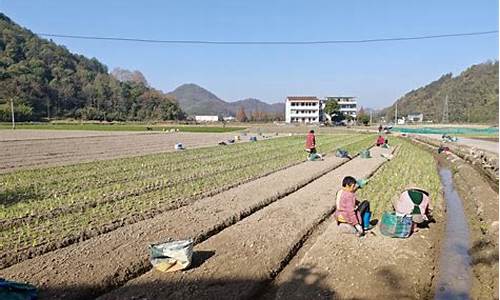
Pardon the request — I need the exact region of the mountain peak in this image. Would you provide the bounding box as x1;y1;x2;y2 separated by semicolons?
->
168;83;284;117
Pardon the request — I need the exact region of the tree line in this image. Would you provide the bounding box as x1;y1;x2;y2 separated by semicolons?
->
0;13;184;122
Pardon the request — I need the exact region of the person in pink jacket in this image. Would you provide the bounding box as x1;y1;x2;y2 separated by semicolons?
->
334;176;371;236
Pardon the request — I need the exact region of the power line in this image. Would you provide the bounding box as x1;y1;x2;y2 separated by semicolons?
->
36;30;498;45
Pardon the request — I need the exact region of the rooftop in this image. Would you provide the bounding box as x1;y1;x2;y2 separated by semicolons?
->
287;96;319;101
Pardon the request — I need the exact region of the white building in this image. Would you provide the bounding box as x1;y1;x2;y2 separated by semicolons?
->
285;96;321;123
407;112;423;122
326;97;357;119
285;96;358;123
195;115;220;122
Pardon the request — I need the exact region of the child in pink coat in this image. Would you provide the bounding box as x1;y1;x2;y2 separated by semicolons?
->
334;176;370;236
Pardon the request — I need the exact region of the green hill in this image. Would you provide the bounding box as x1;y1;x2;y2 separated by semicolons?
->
383;61;498;124
0;13;184;122
168;83;285;119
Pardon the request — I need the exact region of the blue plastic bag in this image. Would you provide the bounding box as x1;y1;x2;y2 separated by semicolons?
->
0;278;37;300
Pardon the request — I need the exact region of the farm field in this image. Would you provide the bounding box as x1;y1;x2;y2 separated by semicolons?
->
0;123;244;132
98;146;394;300
0;133;375;269
270;138;444;299
0;131;497;300
0;131;262;172
0;129;165;141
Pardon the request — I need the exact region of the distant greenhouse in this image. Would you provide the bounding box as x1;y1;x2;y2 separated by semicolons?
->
195;115;220;122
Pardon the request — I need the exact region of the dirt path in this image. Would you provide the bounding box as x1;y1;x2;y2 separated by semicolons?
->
0;148;355;300
98;147;392;300
0;131;254;172
417;134;498;154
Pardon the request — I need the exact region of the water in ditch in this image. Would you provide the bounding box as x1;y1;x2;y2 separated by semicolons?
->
434;168;472;300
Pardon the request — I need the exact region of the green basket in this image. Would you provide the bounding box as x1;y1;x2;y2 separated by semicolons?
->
359;149;371;159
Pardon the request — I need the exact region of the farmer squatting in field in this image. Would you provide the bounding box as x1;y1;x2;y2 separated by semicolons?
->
334;181;433;238
334;176;372;237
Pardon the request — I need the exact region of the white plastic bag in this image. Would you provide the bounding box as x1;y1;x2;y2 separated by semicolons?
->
149;239;193;272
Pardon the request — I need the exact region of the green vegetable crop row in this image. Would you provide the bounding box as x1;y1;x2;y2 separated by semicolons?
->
357;138;442;218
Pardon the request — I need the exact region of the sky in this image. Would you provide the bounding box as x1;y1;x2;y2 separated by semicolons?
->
1;0;498;108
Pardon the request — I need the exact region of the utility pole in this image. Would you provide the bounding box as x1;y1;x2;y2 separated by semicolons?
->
442;94;449;124
395;102;398;124
10;98;15;130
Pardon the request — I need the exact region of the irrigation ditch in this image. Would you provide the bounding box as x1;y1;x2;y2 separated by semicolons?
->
411;137;499;299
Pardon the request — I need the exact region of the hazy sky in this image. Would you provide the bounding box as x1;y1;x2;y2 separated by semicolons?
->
1;0;498;108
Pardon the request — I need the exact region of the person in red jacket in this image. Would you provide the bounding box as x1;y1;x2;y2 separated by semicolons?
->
376;135;385;146
305;130;323;160
305;130;317;153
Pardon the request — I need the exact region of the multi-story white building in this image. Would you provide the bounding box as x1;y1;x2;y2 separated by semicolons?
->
285;96;321;123
285;96;357;123
326;96;357;119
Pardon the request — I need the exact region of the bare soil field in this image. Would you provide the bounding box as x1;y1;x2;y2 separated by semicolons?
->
0;131;252;172
98;147;393;300
2;133;497;300
0;147;355;300
269;217;441;300
0;129;160;141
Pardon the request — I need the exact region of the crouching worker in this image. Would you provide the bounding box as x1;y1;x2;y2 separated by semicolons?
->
393;186;433;232
376;135;385;146
334;176;372;237
305;129;323;161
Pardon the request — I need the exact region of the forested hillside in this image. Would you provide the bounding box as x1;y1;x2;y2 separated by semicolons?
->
383;61;498;124
168;83;285;119
0;13;184;122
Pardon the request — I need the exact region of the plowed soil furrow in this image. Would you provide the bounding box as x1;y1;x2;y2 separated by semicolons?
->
0;132;252;172
0;150;354;300
97;147;391;300
0;130;162;141
270;217;441;300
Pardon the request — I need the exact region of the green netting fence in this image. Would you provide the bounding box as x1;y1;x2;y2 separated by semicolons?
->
392;127;498;136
